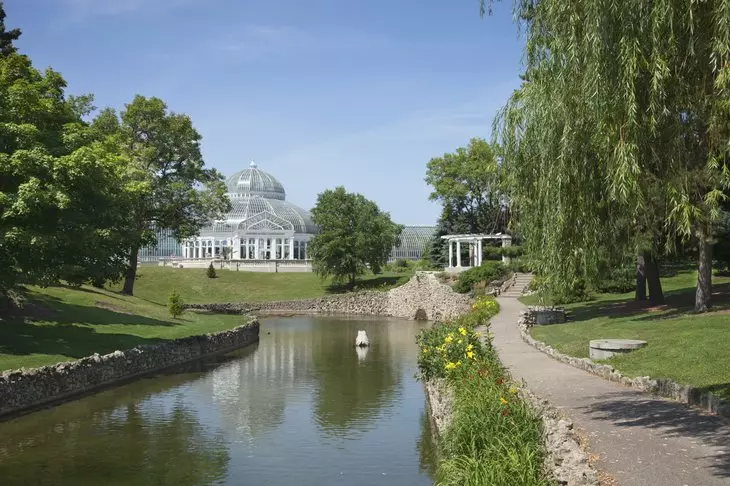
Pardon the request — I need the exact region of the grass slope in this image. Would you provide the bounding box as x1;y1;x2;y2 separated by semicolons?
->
528;270;730;400
110;266;413;305
0;267;413;372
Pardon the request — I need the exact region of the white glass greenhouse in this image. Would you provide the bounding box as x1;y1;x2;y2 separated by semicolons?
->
182;161;316;261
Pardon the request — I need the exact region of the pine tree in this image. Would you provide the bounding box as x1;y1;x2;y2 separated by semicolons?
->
167;289;184;318
206;262;217;279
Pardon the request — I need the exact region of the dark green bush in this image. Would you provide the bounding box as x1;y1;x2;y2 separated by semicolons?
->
206;262;217;279
594;262;635;294
453;261;509;294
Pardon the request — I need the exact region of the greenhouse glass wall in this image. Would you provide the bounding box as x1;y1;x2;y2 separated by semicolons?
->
389;226;436;262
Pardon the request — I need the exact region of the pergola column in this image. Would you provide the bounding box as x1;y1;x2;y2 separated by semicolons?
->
477;239;483;266
456;240;462;267
448;240;453;268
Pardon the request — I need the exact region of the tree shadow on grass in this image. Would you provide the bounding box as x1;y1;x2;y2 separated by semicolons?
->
566;282;730;323
0;318;166;365
325;275;408;294
19;293;180;327
579;392;730;478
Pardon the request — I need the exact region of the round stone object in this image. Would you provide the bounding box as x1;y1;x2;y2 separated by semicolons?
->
589;339;647;360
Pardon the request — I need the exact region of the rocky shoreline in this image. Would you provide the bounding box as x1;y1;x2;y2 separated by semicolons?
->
0;320;259;418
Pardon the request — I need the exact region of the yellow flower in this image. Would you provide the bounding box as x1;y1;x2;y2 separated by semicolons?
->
458;339;463;344
499;397;508;405
458;327;467;336
444;335;454;344
466;344;474;351
466;351;474;359
509;386;518;395
445;362;457;370
422;347;428;354
456;360;462;366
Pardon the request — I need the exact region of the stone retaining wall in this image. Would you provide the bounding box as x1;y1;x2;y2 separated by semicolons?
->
186;272;472;321
518;309;730;419
0;321;259;418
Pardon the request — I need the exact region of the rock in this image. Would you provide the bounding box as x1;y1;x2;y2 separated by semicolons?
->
355;330;369;347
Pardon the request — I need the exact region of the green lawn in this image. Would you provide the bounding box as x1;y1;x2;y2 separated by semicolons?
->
0;267;413;372
109;266;413;305
527;270;730;401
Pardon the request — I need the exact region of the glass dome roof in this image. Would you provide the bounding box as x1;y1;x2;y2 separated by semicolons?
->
206;161;317;235
225;161;286;200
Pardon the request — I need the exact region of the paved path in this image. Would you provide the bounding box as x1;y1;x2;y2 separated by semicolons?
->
488;297;730;486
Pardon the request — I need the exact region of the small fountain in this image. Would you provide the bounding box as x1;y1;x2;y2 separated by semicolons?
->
355;330;370;347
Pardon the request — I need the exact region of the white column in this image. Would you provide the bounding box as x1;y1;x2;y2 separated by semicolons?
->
456;240;462;267
289;238;294;260
477;239;483;266
255;238;260;260
502;236;512;264
448;240;453;268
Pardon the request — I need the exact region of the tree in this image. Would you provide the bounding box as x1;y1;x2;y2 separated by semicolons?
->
206;262;217;279
0;2;20;56
167;289;184;318
103;96;230;296
309;187;402;288
0;11;128;307
488;0;730;311
425;138;508;235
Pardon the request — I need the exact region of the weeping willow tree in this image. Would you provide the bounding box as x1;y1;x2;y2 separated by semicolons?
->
486;0;730;311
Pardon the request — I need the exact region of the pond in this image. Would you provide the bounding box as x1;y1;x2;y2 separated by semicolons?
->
0;316;437;486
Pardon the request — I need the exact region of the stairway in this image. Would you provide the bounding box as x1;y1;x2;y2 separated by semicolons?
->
501;272;533;298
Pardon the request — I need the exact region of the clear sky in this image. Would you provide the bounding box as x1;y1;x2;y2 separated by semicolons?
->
5;0;524;225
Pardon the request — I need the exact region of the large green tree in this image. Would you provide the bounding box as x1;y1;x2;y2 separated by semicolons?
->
99;96;230;295
425;137;507;234
0;7;127;306
489;0;730;311
424;138;509;269
309;187;402;288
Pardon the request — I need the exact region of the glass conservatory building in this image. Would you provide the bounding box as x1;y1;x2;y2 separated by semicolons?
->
182;161;317;261
389;225;436;262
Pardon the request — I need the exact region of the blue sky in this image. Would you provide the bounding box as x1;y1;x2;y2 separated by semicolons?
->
5;0;524;224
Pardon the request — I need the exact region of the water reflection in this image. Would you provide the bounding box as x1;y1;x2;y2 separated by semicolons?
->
0;316;434;486
0;389;229;486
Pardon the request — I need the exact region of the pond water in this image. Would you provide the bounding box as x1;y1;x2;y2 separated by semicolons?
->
0;316;437;486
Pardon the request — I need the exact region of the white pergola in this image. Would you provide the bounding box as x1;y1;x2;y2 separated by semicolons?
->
441;233;513;270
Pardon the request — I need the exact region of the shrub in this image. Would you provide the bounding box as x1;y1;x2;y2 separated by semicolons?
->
167;289;184;318
206;262;217;279
453;261;509;294
594;262;635;294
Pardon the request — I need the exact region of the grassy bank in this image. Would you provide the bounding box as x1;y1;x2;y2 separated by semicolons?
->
110;266;413;305
526;271;730;400
417;297;550;486
0;267;413;372
0;285;246;371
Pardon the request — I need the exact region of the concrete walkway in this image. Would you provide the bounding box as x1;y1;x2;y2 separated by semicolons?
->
489;297;730;486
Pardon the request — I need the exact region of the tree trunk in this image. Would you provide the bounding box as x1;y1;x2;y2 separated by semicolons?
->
635;253;647;301
644;252;664;304
121;245;140;296
695;225;713;313
350;272;357;290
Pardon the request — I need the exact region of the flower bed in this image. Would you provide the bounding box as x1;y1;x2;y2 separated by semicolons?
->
417;296;551;486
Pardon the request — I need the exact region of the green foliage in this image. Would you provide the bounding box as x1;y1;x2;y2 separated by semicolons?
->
453;261;509;294
416;296;500;380
309;186;402;287
416;297;548;485
488;0;730;311
167;289;184;318
0;2;21;56
425;138;508;234
206;263;217;279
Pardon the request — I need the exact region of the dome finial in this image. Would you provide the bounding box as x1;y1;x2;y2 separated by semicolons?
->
249;160;257;168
